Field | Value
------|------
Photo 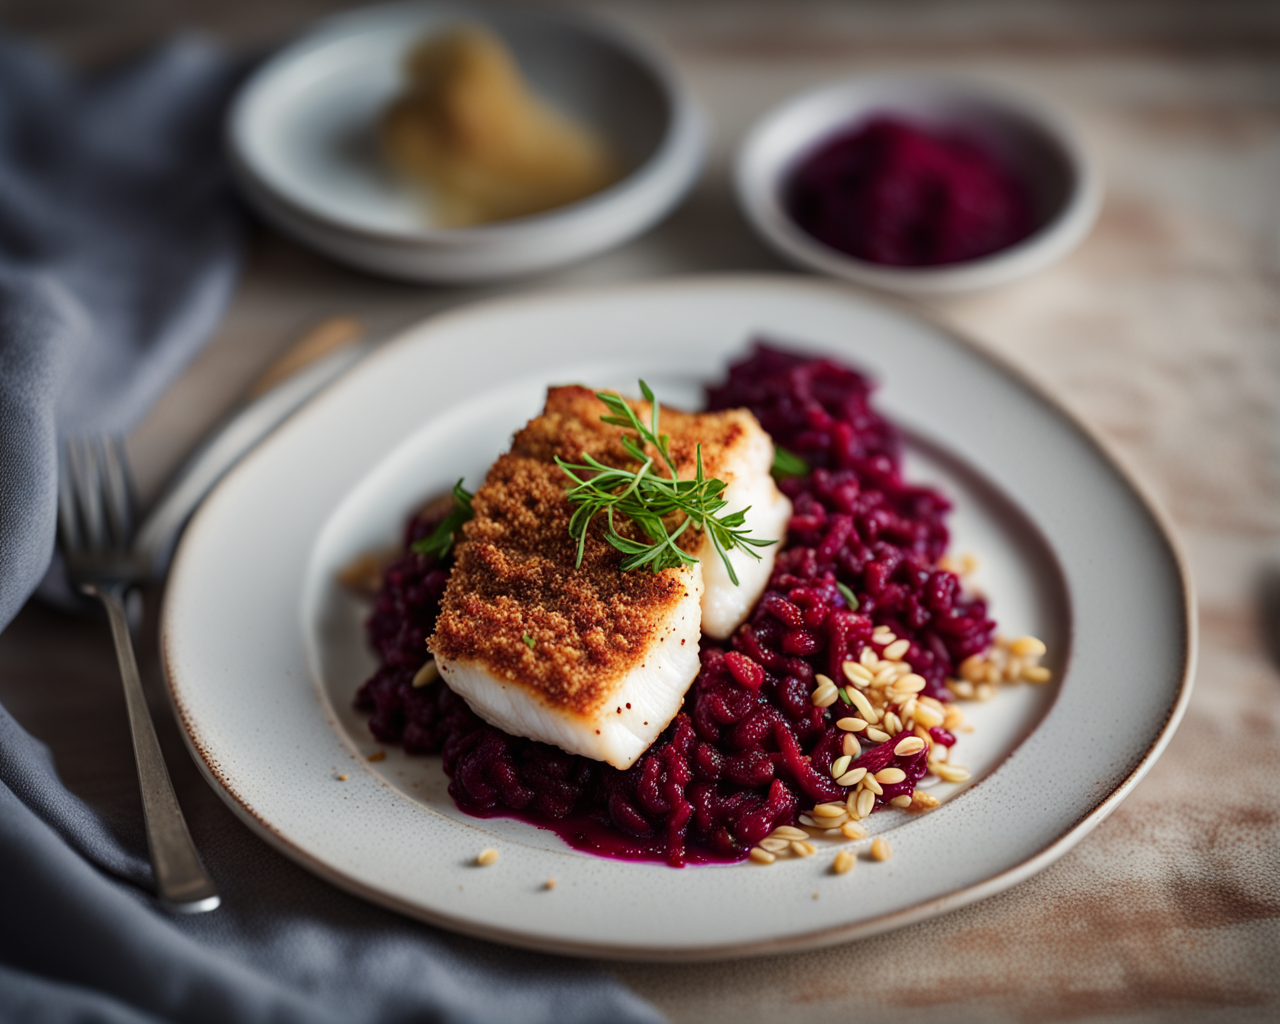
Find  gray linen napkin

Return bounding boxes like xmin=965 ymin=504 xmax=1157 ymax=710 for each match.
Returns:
xmin=0 ymin=35 xmax=243 ymax=628
xmin=0 ymin=37 xmax=664 ymax=1024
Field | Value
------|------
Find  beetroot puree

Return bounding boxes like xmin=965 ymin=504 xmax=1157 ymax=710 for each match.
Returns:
xmin=787 ymin=116 xmax=1033 ymax=266
xmin=355 ymin=344 xmax=993 ymax=866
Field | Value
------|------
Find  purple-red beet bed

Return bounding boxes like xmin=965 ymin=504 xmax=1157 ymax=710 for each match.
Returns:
xmin=355 ymin=344 xmax=995 ymax=866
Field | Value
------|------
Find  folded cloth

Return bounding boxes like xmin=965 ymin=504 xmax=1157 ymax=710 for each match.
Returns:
xmin=0 ymin=700 xmax=665 ymax=1024
xmin=0 ymin=34 xmax=243 ymax=631
xmin=0 ymin=37 xmax=665 ymax=1024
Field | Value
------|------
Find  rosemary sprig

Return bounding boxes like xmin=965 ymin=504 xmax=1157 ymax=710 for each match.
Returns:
xmin=555 ymin=381 xmax=776 ymax=586
xmin=411 ymin=478 xmax=474 ymax=560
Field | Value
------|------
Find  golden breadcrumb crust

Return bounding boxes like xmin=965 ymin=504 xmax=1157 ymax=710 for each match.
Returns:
xmin=429 ymin=386 xmax=757 ymax=718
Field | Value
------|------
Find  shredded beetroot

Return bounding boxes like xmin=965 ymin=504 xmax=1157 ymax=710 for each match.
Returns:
xmin=787 ymin=116 xmax=1034 ymax=266
xmin=355 ymin=343 xmax=995 ymax=866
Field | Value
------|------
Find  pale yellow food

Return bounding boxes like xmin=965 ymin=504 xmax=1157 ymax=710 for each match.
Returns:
xmin=382 ymin=25 xmax=618 ymax=226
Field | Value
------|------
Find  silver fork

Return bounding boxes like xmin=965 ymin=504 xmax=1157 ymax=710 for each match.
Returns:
xmin=58 ymin=434 xmax=220 ymax=913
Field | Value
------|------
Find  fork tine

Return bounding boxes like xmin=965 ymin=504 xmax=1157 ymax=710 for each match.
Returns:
xmin=71 ymin=437 xmax=108 ymax=552
xmin=60 ymin=435 xmax=135 ymax=554
xmin=98 ymin=435 xmax=134 ymax=548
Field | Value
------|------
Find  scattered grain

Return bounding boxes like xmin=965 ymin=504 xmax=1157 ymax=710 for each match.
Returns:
xmin=412 ymin=659 xmax=441 ymax=688
xmin=833 ymin=850 xmax=856 ymax=875
xmin=843 ymin=661 xmax=873 ymax=685
xmin=1011 ymin=635 xmax=1047 ymax=658
xmin=870 ymin=837 xmax=893 ymax=861
xmin=749 ymin=847 xmax=777 ymax=865
xmin=883 ymin=638 xmax=910 ymax=661
xmin=476 ymin=848 xmax=500 ymax=866
xmin=848 ymin=688 xmax=876 ymax=721
xmin=934 ymin=763 xmax=972 ymax=783
xmin=909 ymin=791 xmax=940 ymax=811
xmin=895 ymin=673 xmax=927 ymax=694
xmin=839 ymin=767 xmax=867 ymax=788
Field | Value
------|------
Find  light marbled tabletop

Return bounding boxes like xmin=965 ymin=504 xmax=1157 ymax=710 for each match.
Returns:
xmin=3 ymin=2 xmax=1278 ymax=1020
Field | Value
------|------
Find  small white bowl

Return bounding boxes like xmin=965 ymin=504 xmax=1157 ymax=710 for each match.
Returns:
xmin=735 ymin=75 xmax=1102 ymax=296
xmin=228 ymin=4 xmax=706 ymax=283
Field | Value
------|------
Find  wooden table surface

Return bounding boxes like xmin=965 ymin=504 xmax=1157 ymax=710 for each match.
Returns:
xmin=4 ymin=2 xmax=1278 ymax=1020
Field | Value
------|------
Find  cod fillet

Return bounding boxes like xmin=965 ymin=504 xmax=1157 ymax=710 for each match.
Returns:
xmin=429 ymin=386 xmax=789 ymax=769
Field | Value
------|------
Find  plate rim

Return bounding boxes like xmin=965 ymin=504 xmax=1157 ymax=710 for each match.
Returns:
xmin=161 ymin=273 xmax=1196 ymax=960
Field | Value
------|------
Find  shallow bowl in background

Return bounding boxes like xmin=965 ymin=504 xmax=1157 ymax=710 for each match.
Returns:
xmin=228 ymin=3 xmax=706 ymax=283
xmin=735 ymin=75 xmax=1101 ymax=296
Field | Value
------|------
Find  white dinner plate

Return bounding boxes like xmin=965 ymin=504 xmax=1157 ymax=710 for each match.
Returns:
xmin=162 ymin=276 xmax=1194 ymax=960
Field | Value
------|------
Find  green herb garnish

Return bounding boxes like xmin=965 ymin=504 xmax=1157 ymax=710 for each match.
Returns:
xmin=522 ymin=634 xmax=537 ymax=649
xmin=835 ymin=581 xmax=860 ymax=611
xmin=771 ymin=445 xmax=810 ymax=481
xmin=555 ymin=381 xmax=776 ymax=586
xmin=411 ymin=479 xmax=474 ymax=560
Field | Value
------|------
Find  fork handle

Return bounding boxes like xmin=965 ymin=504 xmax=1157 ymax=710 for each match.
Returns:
xmin=85 ymin=582 xmax=221 ymax=912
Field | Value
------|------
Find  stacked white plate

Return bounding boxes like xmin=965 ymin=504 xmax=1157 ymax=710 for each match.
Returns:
xmin=227 ymin=3 xmax=707 ymax=282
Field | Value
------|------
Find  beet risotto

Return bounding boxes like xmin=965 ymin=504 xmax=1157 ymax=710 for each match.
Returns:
xmin=355 ymin=344 xmax=1035 ymax=867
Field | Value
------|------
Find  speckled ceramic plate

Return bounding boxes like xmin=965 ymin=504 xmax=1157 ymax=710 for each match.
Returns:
xmin=162 ymin=276 xmax=1194 ymax=960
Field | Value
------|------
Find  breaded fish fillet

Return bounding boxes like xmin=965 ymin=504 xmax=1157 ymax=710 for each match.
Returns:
xmin=429 ymin=386 xmax=789 ymax=769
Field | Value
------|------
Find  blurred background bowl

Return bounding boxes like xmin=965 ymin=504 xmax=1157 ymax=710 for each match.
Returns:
xmin=227 ymin=3 xmax=706 ymax=283
xmin=735 ymin=75 xmax=1102 ymax=297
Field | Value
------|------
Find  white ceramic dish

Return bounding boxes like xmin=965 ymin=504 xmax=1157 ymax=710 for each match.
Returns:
xmin=736 ymin=76 xmax=1102 ymax=296
xmin=227 ymin=3 xmax=706 ymax=282
xmin=162 ymin=276 xmax=1192 ymax=960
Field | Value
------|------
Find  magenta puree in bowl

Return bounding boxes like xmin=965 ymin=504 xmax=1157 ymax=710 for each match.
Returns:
xmin=355 ymin=345 xmax=992 ymax=866
xmin=786 ymin=117 xmax=1034 ymax=266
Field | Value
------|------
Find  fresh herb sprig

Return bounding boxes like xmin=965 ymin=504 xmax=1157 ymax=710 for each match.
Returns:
xmin=555 ymin=381 xmax=776 ymax=586
xmin=411 ymin=478 xmax=474 ymax=560
xmin=771 ymin=445 xmax=810 ymax=481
